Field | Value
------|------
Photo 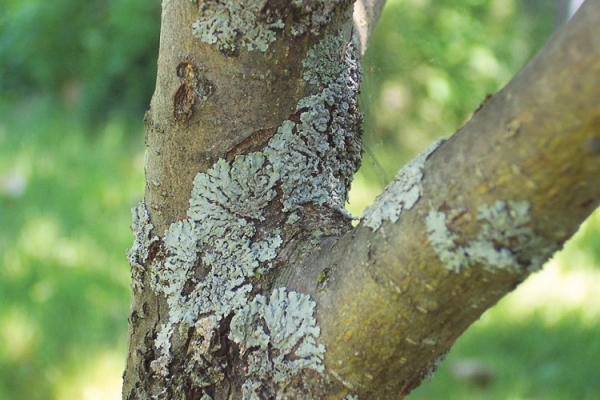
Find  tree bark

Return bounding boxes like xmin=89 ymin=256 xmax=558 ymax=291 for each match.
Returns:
xmin=123 ymin=0 xmax=600 ymax=399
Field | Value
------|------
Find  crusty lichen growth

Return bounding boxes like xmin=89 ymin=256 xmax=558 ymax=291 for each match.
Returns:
xmin=191 ymin=0 xmax=284 ymax=52
xmin=142 ymin=28 xmax=363 ymax=394
xmin=303 ymin=31 xmax=348 ymax=87
xmin=127 ymin=202 xmax=158 ymax=292
xmin=230 ymin=288 xmax=326 ymax=398
xmin=289 ymin=0 xmax=348 ymax=37
xmin=361 ymin=139 xmax=445 ymax=230
xmin=426 ymin=200 xmax=553 ymax=273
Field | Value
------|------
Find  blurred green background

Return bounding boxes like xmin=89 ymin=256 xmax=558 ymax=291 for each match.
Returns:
xmin=0 ymin=0 xmax=598 ymax=398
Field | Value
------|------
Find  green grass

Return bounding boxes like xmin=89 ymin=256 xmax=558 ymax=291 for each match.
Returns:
xmin=411 ymin=312 xmax=600 ymax=399
xmin=0 ymin=97 xmax=144 ymax=398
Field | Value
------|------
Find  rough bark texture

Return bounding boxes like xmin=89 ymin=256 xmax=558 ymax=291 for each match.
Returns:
xmin=124 ymin=0 xmax=600 ymax=399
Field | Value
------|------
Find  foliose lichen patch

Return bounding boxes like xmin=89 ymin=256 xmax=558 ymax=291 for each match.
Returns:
xmin=361 ymin=139 xmax=446 ymax=230
xmin=426 ymin=200 xmax=552 ymax=273
xmin=149 ymin=154 xmax=284 ymax=377
xmin=139 ymin=27 xmax=363 ymax=395
xmin=230 ymin=287 xmax=326 ymax=397
xmin=264 ymin=31 xmax=362 ymax=216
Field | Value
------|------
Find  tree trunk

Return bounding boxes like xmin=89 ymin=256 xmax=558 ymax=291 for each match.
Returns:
xmin=123 ymin=0 xmax=600 ymax=398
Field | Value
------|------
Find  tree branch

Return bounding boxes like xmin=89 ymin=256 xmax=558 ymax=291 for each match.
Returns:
xmin=125 ymin=0 xmax=600 ymax=398
xmin=353 ymin=0 xmax=387 ymax=55
xmin=280 ymin=0 xmax=600 ymax=397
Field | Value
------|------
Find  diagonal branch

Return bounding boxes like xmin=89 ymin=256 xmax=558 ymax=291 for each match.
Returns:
xmin=279 ymin=0 xmax=600 ymax=397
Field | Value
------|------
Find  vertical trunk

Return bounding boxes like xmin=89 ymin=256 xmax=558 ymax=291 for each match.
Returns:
xmin=124 ymin=1 xmax=364 ymax=398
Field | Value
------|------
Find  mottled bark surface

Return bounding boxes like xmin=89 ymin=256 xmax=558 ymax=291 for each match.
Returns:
xmin=124 ymin=1 xmax=600 ymax=399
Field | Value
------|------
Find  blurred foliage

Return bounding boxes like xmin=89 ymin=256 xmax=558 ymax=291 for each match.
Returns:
xmin=0 ymin=0 xmax=160 ymax=127
xmin=0 ymin=97 xmax=144 ymax=398
xmin=348 ymin=1 xmax=600 ymax=399
xmin=349 ymin=0 xmax=560 ymax=209
xmin=1 ymin=0 xmax=599 ymax=399
xmin=412 ymin=310 xmax=600 ymax=399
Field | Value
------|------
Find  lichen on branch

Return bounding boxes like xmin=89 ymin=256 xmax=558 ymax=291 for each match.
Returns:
xmin=426 ymin=200 xmax=555 ymax=273
xmin=191 ymin=0 xmax=285 ymax=52
xmin=361 ymin=139 xmax=445 ymax=230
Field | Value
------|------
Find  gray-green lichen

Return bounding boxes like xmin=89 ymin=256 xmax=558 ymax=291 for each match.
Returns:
xmin=303 ymin=30 xmax=348 ymax=87
xmin=190 ymin=0 xmax=350 ymax=52
xmin=361 ymin=139 xmax=446 ymax=230
xmin=191 ymin=0 xmax=284 ymax=52
xmin=149 ymin=154 xmax=283 ymax=378
xmin=264 ymin=28 xmax=362 ymax=215
xmin=143 ymin=28 xmax=362 ymax=391
xmin=230 ymin=287 xmax=326 ymax=398
xmin=127 ymin=202 xmax=158 ymax=292
xmin=289 ymin=0 xmax=347 ymax=37
xmin=426 ymin=200 xmax=551 ymax=273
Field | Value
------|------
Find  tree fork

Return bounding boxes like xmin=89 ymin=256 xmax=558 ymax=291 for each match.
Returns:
xmin=281 ymin=1 xmax=600 ymax=397
xmin=124 ymin=0 xmax=600 ymax=398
